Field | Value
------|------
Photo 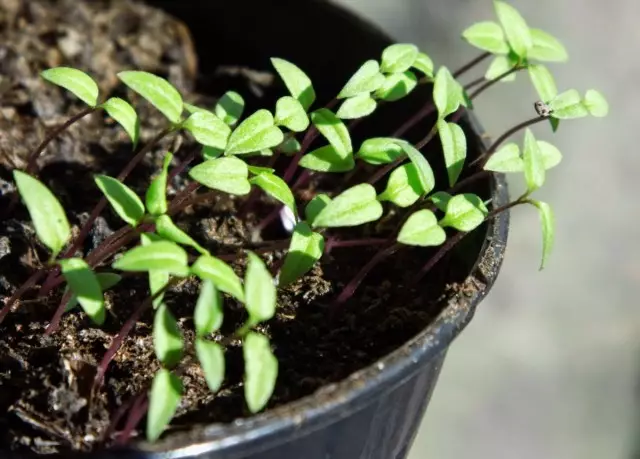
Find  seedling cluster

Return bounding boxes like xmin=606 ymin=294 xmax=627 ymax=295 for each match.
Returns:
xmin=1 ymin=1 xmax=607 ymax=445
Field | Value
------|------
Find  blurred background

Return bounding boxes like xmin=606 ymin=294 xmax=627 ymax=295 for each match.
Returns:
xmin=330 ymin=1 xmax=640 ymax=458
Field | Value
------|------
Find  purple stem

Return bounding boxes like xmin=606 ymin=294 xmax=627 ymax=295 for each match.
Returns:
xmin=0 ymin=270 xmax=45 ymax=325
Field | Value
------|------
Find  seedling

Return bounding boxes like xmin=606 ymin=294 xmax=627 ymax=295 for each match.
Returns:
xmin=2 ymin=1 xmax=607 ymax=446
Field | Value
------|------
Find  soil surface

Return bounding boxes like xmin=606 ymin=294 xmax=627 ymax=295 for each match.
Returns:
xmin=0 ymin=0 xmax=481 ymax=455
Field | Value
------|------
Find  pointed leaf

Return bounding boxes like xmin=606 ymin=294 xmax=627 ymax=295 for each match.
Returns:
xmin=244 ymin=252 xmax=276 ymax=324
xmin=311 ymin=109 xmax=352 ymax=157
xmin=437 ymin=120 xmax=467 ymax=186
xmin=380 ymin=43 xmax=419 ymax=74
xmin=194 ymin=280 xmax=223 ymax=336
xmin=41 ymin=67 xmax=99 ymax=107
xmin=537 ymin=140 xmax=562 ymax=170
xmin=548 ymin=89 xmax=589 ymax=119
xmin=113 ymin=241 xmax=188 ymax=276
xmin=529 ymin=29 xmax=568 ymax=62
xmin=440 ymin=193 xmax=488 ymax=232
xmin=102 ymin=97 xmax=139 ymax=146
xmin=412 ymin=52 xmax=434 ymax=78
xmin=215 ymin=91 xmax=245 ymax=126
xmin=523 ymin=129 xmax=545 ymax=192
xmin=94 ymin=175 xmax=145 ymax=227
xmin=485 ymin=55 xmax=518 ymax=82
xmin=243 ymin=332 xmax=278 ymax=413
xmin=13 ymin=171 xmax=70 ymax=257
xmin=430 ymin=191 xmax=453 ymax=212
xmin=117 ymin=71 xmax=182 ymax=123
xmin=338 ymin=60 xmax=386 ymax=99
xmin=189 ymin=156 xmax=251 ymax=196
xmin=304 ymin=194 xmax=331 ymax=225
xmin=248 ymin=166 xmax=275 ymax=176
xmin=378 ymin=163 xmax=424 ymax=208
xmin=528 ymin=200 xmax=555 ymax=270
xmin=146 ymin=369 xmax=182 ymax=442
xmin=153 ymin=303 xmax=183 ymax=367
xmin=156 ymin=214 xmax=208 ymax=255
xmin=356 ymin=138 xmax=405 ymax=165
xmin=191 ymin=255 xmax=245 ymax=302
xmin=65 ymin=273 xmax=121 ymax=312
xmin=274 ymin=96 xmax=309 ymax=132
xmin=250 ymin=172 xmax=297 ymax=217
xmin=484 ymin=143 xmax=523 ymax=172
xmin=494 ymin=1 xmax=532 ymax=58
xmin=398 ymin=210 xmax=447 ymax=247
xmin=374 ymin=71 xmax=418 ymax=101
xmin=141 ymin=233 xmax=170 ymax=308
xmin=336 ymin=94 xmax=377 ymax=119
xmin=299 ymin=144 xmax=355 ymax=173
xmin=583 ymin=89 xmax=609 ymax=117
xmin=59 ymin=258 xmax=104 ymax=325
xmin=195 ymin=339 xmax=225 ymax=392
xmin=396 ymin=141 xmax=436 ymax=194
xmin=313 ymin=183 xmax=383 ymax=228
xmin=280 ymin=137 xmax=301 ymax=155
xmin=146 ymin=152 xmax=173 ymax=216
xmin=270 ymin=58 xmax=315 ymax=111
xmin=279 ymin=222 xmax=325 ymax=287
xmin=183 ymin=111 xmax=231 ymax=150
xmin=226 ymin=109 xmax=284 ymax=155
xmin=528 ymin=64 xmax=557 ymax=102
xmin=462 ymin=21 xmax=510 ymax=54
xmin=433 ymin=67 xmax=465 ymax=118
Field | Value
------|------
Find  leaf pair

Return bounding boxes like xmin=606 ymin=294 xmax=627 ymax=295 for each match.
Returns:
xmin=299 ymin=109 xmax=355 ymax=173
xmin=547 ymin=89 xmax=609 ymax=119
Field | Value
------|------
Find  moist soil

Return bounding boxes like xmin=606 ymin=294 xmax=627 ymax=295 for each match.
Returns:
xmin=0 ymin=0 xmax=483 ymax=455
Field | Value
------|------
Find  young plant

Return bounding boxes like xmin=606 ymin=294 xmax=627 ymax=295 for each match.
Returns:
xmin=3 ymin=0 xmax=607 ymax=446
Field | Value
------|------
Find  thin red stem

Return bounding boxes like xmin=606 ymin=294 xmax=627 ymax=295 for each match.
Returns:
xmin=44 ymin=288 xmax=74 ymax=335
xmin=0 ymin=270 xmax=45 ymax=324
xmin=453 ymin=52 xmax=492 ymax=78
xmin=115 ymin=393 xmax=148 ymax=445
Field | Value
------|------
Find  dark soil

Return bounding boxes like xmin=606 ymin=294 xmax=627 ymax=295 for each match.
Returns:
xmin=0 ymin=0 xmax=484 ymax=455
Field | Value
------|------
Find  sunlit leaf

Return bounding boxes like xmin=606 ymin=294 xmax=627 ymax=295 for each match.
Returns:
xmin=527 ymin=199 xmax=555 ymax=270
xmin=484 ymin=143 xmax=523 ymax=173
xmin=337 ymin=60 xmax=386 ymax=99
xmin=548 ymin=89 xmax=589 ymax=119
xmin=195 ymin=339 xmax=225 ymax=392
xmin=440 ymin=193 xmax=488 ymax=232
xmin=462 ymin=21 xmax=510 ymax=54
xmin=194 ymin=279 xmax=223 ymax=337
xmin=278 ymin=222 xmax=324 ymax=287
xmin=153 ymin=303 xmax=183 ymax=367
xmin=313 ymin=183 xmax=383 ymax=228
xmin=191 ymin=255 xmax=245 ymax=302
xmin=336 ymin=94 xmax=377 ymax=119
xmin=522 ymin=129 xmax=545 ymax=193
xmin=304 ymin=194 xmax=331 ymax=225
xmin=189 ymin=156 xmax=251 ymax=196
xmin=250 ymin=172 xmax=297 ymax=216
xmin=374 ymin=71 xmax=418 ymax=101
xmin=117 ymin=71 xmax=183 ymax=123
xmin=226 ymin=109 xmax=284 ymax=155
xmin=583 ymin=89 xmax=609 ymax=117
xmin=59 ymin=258 xmax=104 ymax=325
xmin=528 ymin=64 xmax=558 ymax=102
xmin=356 ymin=138 xmax=405 ymax=165
xmin=183 ymin=111 xmax=231 ymax=150
xmin=243 ymin=332 xmax=278 ymax=413
xmin=215 ymin=91 xmax=245 ymax=125
xmin=113 ymin=241 xmax=189 ymax=276
xmin=310 ymin=109 xmax=352 ymax=158
xmin=485 ymin=55 xmax=518 ymax=82
xmin=156 ymin=214 xmax=208 ymax=255
xmin=396 ymin=141 xmax=436 ymax=194
xmin=494 ymin=1 xmax=532 ymax=59
xmin=274 ymin=96 xmax=309 ymax=132
xmin=102 ymin=97 xmax=139 ymax=146
xmin=146 ymin=152 xmax=173 ymax=216
xmin=437 ymin=120 xmax=467 ymax=186
xmin=398 ymin=210 xmax=447 ymax=247
xmin=146 ymin=369 xmax=182 ymax=441
xmin=271 ymin=58 xmax=316 ymax=111
xmin=378 ymin=163 xmax=424 ymax=208
xmin=94 ymin=175 xmax=145 ymax=227
xmin=433 ymin=67 xmax=465 ymax=118
xmin=299 ymin=144 xmax=355 ymax=173
xmin=65 ymin=273 xmax=121 ymax=312
xmin=41 ymin=67 xmax=99 ymax=107
xmin=380 ymin=43 xmax=419 ymax=74
xmin=141 ymin=233 xmax=170 ymax=309
xmin=412 ymin=52 xmax=434 ymax=78
xmin=528 ymin=29 xmax=568 ymax=62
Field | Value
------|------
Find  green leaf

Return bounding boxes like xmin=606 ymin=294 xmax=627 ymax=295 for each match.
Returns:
xmin=380 ymin=43 xmax=419 ymax=74
xmin=59 ymin=258 xmax=104 ymax=325
xmin=522 ymin=129 xmax=545 ymax=193
xmin=270 ymin=58 xmax=316 ymax=111
xmin=191 ymin=255 xmax=245 ymax=302
xmin=313 ymin=183 xmax=383 ymax=228
xmin=195 ymin=339 xmax=225 ymax=392
xmin=338 ymin=60 xmax=386 ymax=99
xmin=412 ymin=52 xmax=434 ymax=78
xmin=117 ymin=71 xmax=183 ymax=124
xmin=336 ymin=94 xmax=377 ymax=119
xmin=41 ymin=67 xmax=99 ymax=107
xmin=274 ymin=96 xmax=309 ymax=132
xmin=101 ymin=97 xmax=139 ymax=146
xmin=378 ymin=163 xmax=424 ymax=208
xmin=484 ymin=143 xmax=523 ymax=172
xmin=189 ymin=156 xmax=251 ymax=196
xmin=215 ymin=91 xmax=245 ymax=126
xmin=549 ymin=117 xmax=560 ymax=132
xmin=113 ymin=241 xmax=189 ymax=276
xmin=243 ymin=332 xmax=278 ymax=413
xmin=146 ymin=152 xmax=173 ymax=216
xmin=13 ymin=171 xmax=70 ymax=258
xmin=244 ymin=252 xmax=276 ymax=324
xmin=279 ymin=137 xmax=301 ymax=155
xmin=65 ymin=272 xmax=121 ymax=312
xmin=374 ymin=71 xmax=418 ymax=101
xmin=226 ymin=109 xmax=284 ymax=155
xmin=537 ymin=140 xmax=562 ymax=170
xmin=183 ymin=111 xmax=231 ymax=150
xmin=440 ymin=193 xmax=488 ymax=232
xmin=528 ymin=29 xmax=568 ymax=62
xmin=141 ymin=233 xmax=170 ymax=309
xmin=494 ymin=1 xmax=532 ymax=59
xmin=583 ymin=89 xmax=609 ymax=117
xmin=437 ymin=120 xmax=467 ymax=186
xmin=430 ymin=191 xmax=453 ymax=212
xmin=304 ymin=194 xmax=331 ymax=225
xmin=94 ymin=175 xmax=145 ymax=227
xmin=433 ymin=67 xmax=465 ymax=119
xmin=146 ymin=369 xmax=182 ymax=442
xmin=184 ymin=103 xmax=209 ymax=115
xmin=278 ymin=222 xmax=325 ymax=287
xmin=311 ymin=109 xmax=352 ymax=158
xmin=250 ymin=173 xmax=297 ymax=216
xmin=202 ymin=145 xmax=223 ymax=161
xmin=248 ymin=166 xmax=275 ymax=176
xmin=299 ymin=144 xmax=355 ymax=173
xmin=528 ymin=200 xmax=555 ymax=270
xmin=548 ymin=89 xmax=589 ymax=119
xmin=528 ymin=64 xmax=557 ymax=102
xmin=485 ymin=55 xmax=518 ymax=82
xmin=398 ymin=210 xmax=447 ymax=247
xmin=153 ymin=303 xmax=183 ymax=367
xmin=461 ymin=21 xmax=510 ymax=54
xmin=396 ymin=141 xmax=436 ymax=194
xmin=194 ymin=280 xmax=223 ymax=337
xmin=356 ymin=138 xmax=405 ymax=165
xmin=156 ymin=214 xmax=208 ymax=255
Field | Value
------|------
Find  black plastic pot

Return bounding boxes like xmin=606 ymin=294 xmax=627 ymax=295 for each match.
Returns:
xmin=7 ymin=1 xmax=509 ymax=458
